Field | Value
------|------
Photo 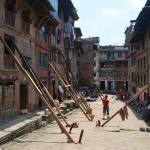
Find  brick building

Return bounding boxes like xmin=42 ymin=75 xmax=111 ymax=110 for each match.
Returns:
xmin=125 ymin=0 xmax=150 ymax=95
xmin=48 ymin=0 xmax=79 ymax=99
xmin=98 ymin=46 xmax=128 ymax=93
xmin=0 ymin=0 xmax=55 ymax=118
xmin=79 ymin=37 xmax=100 ymax=88
xmin=0 ymin=0 xmax=80 ymax=119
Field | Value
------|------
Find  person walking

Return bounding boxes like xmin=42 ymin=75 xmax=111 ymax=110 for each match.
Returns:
xmin=102 ymin=95 xmax=110 ymax=120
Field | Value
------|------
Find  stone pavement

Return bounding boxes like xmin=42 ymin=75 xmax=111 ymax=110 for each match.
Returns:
xmin=1 ymin=95 xmax=150 ymax=150
xmin=0 ymin=111 xmax=44 ymax=145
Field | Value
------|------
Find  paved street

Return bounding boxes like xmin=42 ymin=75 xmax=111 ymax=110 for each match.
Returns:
xmin=1 ymin=95 xmax=150 ymax=150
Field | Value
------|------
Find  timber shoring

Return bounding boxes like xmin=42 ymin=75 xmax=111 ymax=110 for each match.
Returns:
xmin=0 ymin=36 xmax=75 ymax=143
xmin=49 ymin=63 xmax=93 ymax=121
xmin=101 ymin=83 xmax=150 ymax=127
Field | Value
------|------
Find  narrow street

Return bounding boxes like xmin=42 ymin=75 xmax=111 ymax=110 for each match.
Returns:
xmin=1 ymin=95 xmax=150 ymax=150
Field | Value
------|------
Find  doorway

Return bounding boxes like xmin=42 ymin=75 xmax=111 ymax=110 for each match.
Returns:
xmin=20 ymin=84 xmax=28 ymax=110
xmin=52 ymin=80 xmax=55 ymax=97
xmin=108 ymin=81 xmax=112 ymax=91
xmin=100 ymin=81 xmax=105 ymax=91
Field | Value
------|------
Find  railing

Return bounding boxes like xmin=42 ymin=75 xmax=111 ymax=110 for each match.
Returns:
xmin=4 ymin=55 xmax=15 ymax=69
xmin=100 ymin=57 xmax=127 ymax=61
xmin=5 ymin=8 xmax=15 ymax=27
xmin=22 ymin=19 xmax=30 ymax=34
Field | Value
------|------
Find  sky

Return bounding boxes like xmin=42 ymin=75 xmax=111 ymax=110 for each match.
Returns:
xmin=72 ymin=0 xmax=147 ymax=45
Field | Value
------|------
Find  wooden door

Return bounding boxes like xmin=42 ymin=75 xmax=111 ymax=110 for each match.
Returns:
xmin=20 ymin=84 xmax=28 ymax=109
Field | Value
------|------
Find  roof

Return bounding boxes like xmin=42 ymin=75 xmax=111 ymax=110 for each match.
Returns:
xmin=99 ymin=46 xmax=128 ymax=52
xmin=27 ymin=0 xmax=54 ymax=13
xmin=26 ymin=0 xmax=59 ymax=27
xmin=74 ymin=27 xmax=83 ymax=37
xmin=129 ymin=0 xmax=150 ymax=43
xmin=82 ymin=37 xmax=100 ymax=44
xmin=59 ymin=0 xmax=79 ymax=21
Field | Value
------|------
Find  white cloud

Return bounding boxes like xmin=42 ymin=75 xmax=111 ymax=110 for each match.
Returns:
xmin=127 ymin=0 xmax=146 ymax=10
xmin=101 ymin=8 xmax=121 ymax=17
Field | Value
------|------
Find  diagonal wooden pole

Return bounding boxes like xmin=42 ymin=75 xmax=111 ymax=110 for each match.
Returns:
xmin=55 ymin=57 xmax=90 ymax=110
xmin=13 ymin=42 xmax=71 ymax=127
xmin=0 ymin=36 xmax=75 ymax=143
xmin=101 ymin=83 xmax=150 ymax=127
xmin=52 ymin=63 xmax=94 ymax=118
xmin=51 ymin=63 xmax=91 ymax=113
xmin=52 ymin=63 xmax=92 ymax=113
xmin=49 ymin=63 xmax=92 ymax=121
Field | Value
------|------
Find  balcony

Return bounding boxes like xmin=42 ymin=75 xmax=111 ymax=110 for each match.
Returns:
xmin=22 ymin=19 xmax=30 ymax=34
xmin=100 ymin=57 xmax=127 ymax=62
xmin=4 ymin=55 xmax=15 ymax=69
xmin=5 ymin=9 xmax=15 ymax=27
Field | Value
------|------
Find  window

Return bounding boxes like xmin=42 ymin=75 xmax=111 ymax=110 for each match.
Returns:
xmin=141 ymin=40 xmax=145 ymax=49
xmin=141 ymin=75 xmax=143 ymax=86
xmin=101 ymin=63 xmax=104 ymax=68
xmin=140 ymin=58 xmax=142 ymax=70
xmin=125 ymin=52 xmax=128 ymax=58
xmin=39 ymin=26 xmax=46 ymax=41
xmin=22 ymin=8 xmax=30 ymax=34
xmin=132 ymin=72 xmax=134 ymax=82
xmin=93 ymin=61 xmax=96 ymax=66
xmin=40 ymin=53 xmax=46 ymax=69
xmin=138 ymin=60 xmax=140 ymax=69
xmin=137 ymin=75 xmax=139 ymax=85
xmin=149 ymin=31 xmax=150 ymax=39
xmin=144 ymin=57 xmax=146 ymax=69
xmin=118 ymin=52 xmax=122 ymax=58
xmin=93 ymin=52 xmax=96 ymax=57
xmin=5 ymin=0 xmax=16 ymax=26
xmin=108 ymin=70 xmax=113 ymax=77
xmin=144 ymin=74 xmax=146 ymax=84
xmin=100 ymin=70 xmax=106 ymax=77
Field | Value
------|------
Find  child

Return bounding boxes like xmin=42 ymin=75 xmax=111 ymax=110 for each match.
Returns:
xmin=102 ymin=95 xmax=109 ymax=120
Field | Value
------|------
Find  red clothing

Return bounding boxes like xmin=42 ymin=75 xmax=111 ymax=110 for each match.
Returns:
xmin=102 ymin=98 xmax=109 ymax=107
xmin=119 ymin=105 xmax=128 ymax=121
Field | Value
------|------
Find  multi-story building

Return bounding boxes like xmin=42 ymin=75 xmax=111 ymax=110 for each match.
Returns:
xmin=74 ymin=27 xmax=83 ymax=86
xmin=35 ymin=1 xmax=59 ymax=107
xmin=79 ymin=37 xmax=100 ymax=88
xmin=0 ymin=0 xmax=56 ymax=118
xmin=0 ymin=0 xmax=80 ymax=119
xmin=48 ymin=0 xmax=79 ymax=99
xmin=125 ymin=0 xmax=150 ymax=96
xmin=98 ymin=46 xmax=128 ymax=92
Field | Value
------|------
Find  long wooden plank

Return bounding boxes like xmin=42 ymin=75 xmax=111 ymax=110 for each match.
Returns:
xmin=51 ymin=63 xmax=92 ymax=115
xmin=101 ymin=83 xmax=150 ymax=127
xmin=52 ymin=63 xmax=92 ymax=114
xmin=49 ymin=63 xmax=92 ymax=121
xmin=0 ymin=36 xmax=75 ymax=143
xmin=13 ymin=43 xmax=70 ymax=127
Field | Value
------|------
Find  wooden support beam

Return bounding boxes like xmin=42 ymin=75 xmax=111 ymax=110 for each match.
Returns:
xmin=52 ymin=63 xmax=91 ymax=112
xmin=78 ymin=129 xmax=84 ymax=144
xmin=0 ymin=36 xmax=75 ymax=143
xmin=101 ymin=83 xmax=150 ymax=127
xmin=13 ymin=42 xmax=71 ymax=127
xmin=49 ymin=63 xmax=92 ymax=121
xmin=101 ymin=110 xmax=120 ymax=127
xmin=51 ymin=63 xmax=92 ymax=114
